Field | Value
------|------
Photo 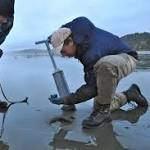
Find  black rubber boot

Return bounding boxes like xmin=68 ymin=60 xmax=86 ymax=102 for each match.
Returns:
xmin=123 ymin=84 xmax=148 ymax=107
xmin=82 ymin=104 xmax=111 ymax=129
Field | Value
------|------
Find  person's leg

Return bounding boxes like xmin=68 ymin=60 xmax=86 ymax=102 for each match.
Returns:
xmin=123 ymin=83 xmax=148 ymax=106
xmin=109 ymin=83 xmax=148 ymax=112
xmin=94 ymin=53 xmax=137 ymax=106
xmin=82 ymin=53 xmax=137 ymax=128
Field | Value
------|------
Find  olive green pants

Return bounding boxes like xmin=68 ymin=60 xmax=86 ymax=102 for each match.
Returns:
xmin=94 ymin=53 xmax=137 ymax=112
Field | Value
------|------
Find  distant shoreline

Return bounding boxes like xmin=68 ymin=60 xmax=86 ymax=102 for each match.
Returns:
xmin=5 ymin=50 xmax=150 ymax=57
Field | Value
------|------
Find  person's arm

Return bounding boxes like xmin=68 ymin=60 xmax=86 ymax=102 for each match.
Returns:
xmin=50 ymin=83 xmax=97 ymax=105
xmin=63 ymin=60 xmax=98 ymax=104
xmin=65 ymin=85 xmax=96 ymax=105
xmin=49 ymin=67 xmax=97 ymax=105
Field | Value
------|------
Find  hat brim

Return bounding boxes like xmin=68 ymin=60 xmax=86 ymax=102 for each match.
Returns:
xmin=54 ymin=43 xmax=64 ymax=55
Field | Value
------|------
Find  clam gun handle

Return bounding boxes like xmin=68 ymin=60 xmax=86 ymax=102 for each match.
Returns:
xmin=35 ymin=39 xmax=57 ymax=70
xmin=35 ymin=39 xmax=70 ymax=97
xmin=35 ymin=40 xmax=48 ymax=45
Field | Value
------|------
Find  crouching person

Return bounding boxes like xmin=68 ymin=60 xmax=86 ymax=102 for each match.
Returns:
xmin=49 ymin=17 xmax=148 ymax=128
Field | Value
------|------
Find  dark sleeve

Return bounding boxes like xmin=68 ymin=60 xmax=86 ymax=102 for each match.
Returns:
xmin=0 ymin=0 xmax=15 ymax=17
xmin=63 ymin=84 xmax=97 ymax=105
xmin=63 ymin=65 xmax=97 ymax=105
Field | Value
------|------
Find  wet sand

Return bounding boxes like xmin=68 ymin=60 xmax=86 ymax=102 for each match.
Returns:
xmin=0 ymin=52 xmax=150 ymax=150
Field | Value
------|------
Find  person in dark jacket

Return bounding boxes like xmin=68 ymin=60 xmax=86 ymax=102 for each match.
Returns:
xmin=0 ymin=0 xmax=15 ymax=108
xmin=49 ymin=17 xmax=148 ymax=128
xmin=0 ymin=0 xmax=15 ymax=58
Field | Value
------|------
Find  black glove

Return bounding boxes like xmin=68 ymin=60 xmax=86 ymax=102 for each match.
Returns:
xmin=48 ymin=94 xmax=64 ymax=105
xmin=0 ymin=49 xmax=3 ymax=58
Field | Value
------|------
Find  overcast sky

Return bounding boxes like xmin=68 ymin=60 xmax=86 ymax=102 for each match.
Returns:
xmin=1 ymin=0 xmax=150 ymax=51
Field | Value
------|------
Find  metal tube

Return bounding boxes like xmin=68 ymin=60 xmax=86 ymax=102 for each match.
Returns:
xmin=35 ymin=40 xmax=58 ymax=70
xmin=53 ymin=70 xmax=70 ymax=96
xmin=45 ymin=41 xmax=58 ymax=70
xmin=35 ymin=39 xmax=70 ymax=97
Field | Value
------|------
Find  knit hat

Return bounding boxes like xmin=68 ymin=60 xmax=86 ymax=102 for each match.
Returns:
xmin=50 ymin=27 xmax=71 ymax=55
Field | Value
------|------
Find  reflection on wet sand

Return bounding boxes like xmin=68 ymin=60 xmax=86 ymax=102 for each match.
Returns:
xmin=0 ymin=102 xmax=28 ymax=138
xmin=0 ymin=140 xmax=9 ymax=150
xmin=49 ymin=124 xmax=124 ymax=150
xmin=49 ymin=106 xmax=148 ymax=150
xmin=0 ymin=83 xmax=29 ymax=138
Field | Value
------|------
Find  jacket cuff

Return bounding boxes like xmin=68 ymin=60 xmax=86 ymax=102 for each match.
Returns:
xmin=63 ymin=94 xmax=76 ymax=105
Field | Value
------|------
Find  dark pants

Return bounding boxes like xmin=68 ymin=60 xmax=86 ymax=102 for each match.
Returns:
xmin=93 ymin=53 xmax=137 ymax=111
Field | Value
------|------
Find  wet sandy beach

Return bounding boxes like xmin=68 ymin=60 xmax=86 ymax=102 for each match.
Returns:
xmin=0 ymin=52 xmax=150 ymax=150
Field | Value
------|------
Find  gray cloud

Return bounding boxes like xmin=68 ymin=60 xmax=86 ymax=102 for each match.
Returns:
xmin=1 ymin=0 xmax=150 ymax=51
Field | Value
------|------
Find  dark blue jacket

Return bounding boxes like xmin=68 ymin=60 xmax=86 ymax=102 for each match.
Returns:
xmin=0 ymin=0 xmax=14 ymax=57
xmin=0 ymin=0 xmax=15 ymax=17
xmin=62 ymin=17 xmax=138 ymax=104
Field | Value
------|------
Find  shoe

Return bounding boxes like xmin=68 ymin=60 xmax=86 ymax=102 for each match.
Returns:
xmin=82 ymin=105 xmax=111 ymax=129
xmin=123 ymin=84 xmax=148 ymax=107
